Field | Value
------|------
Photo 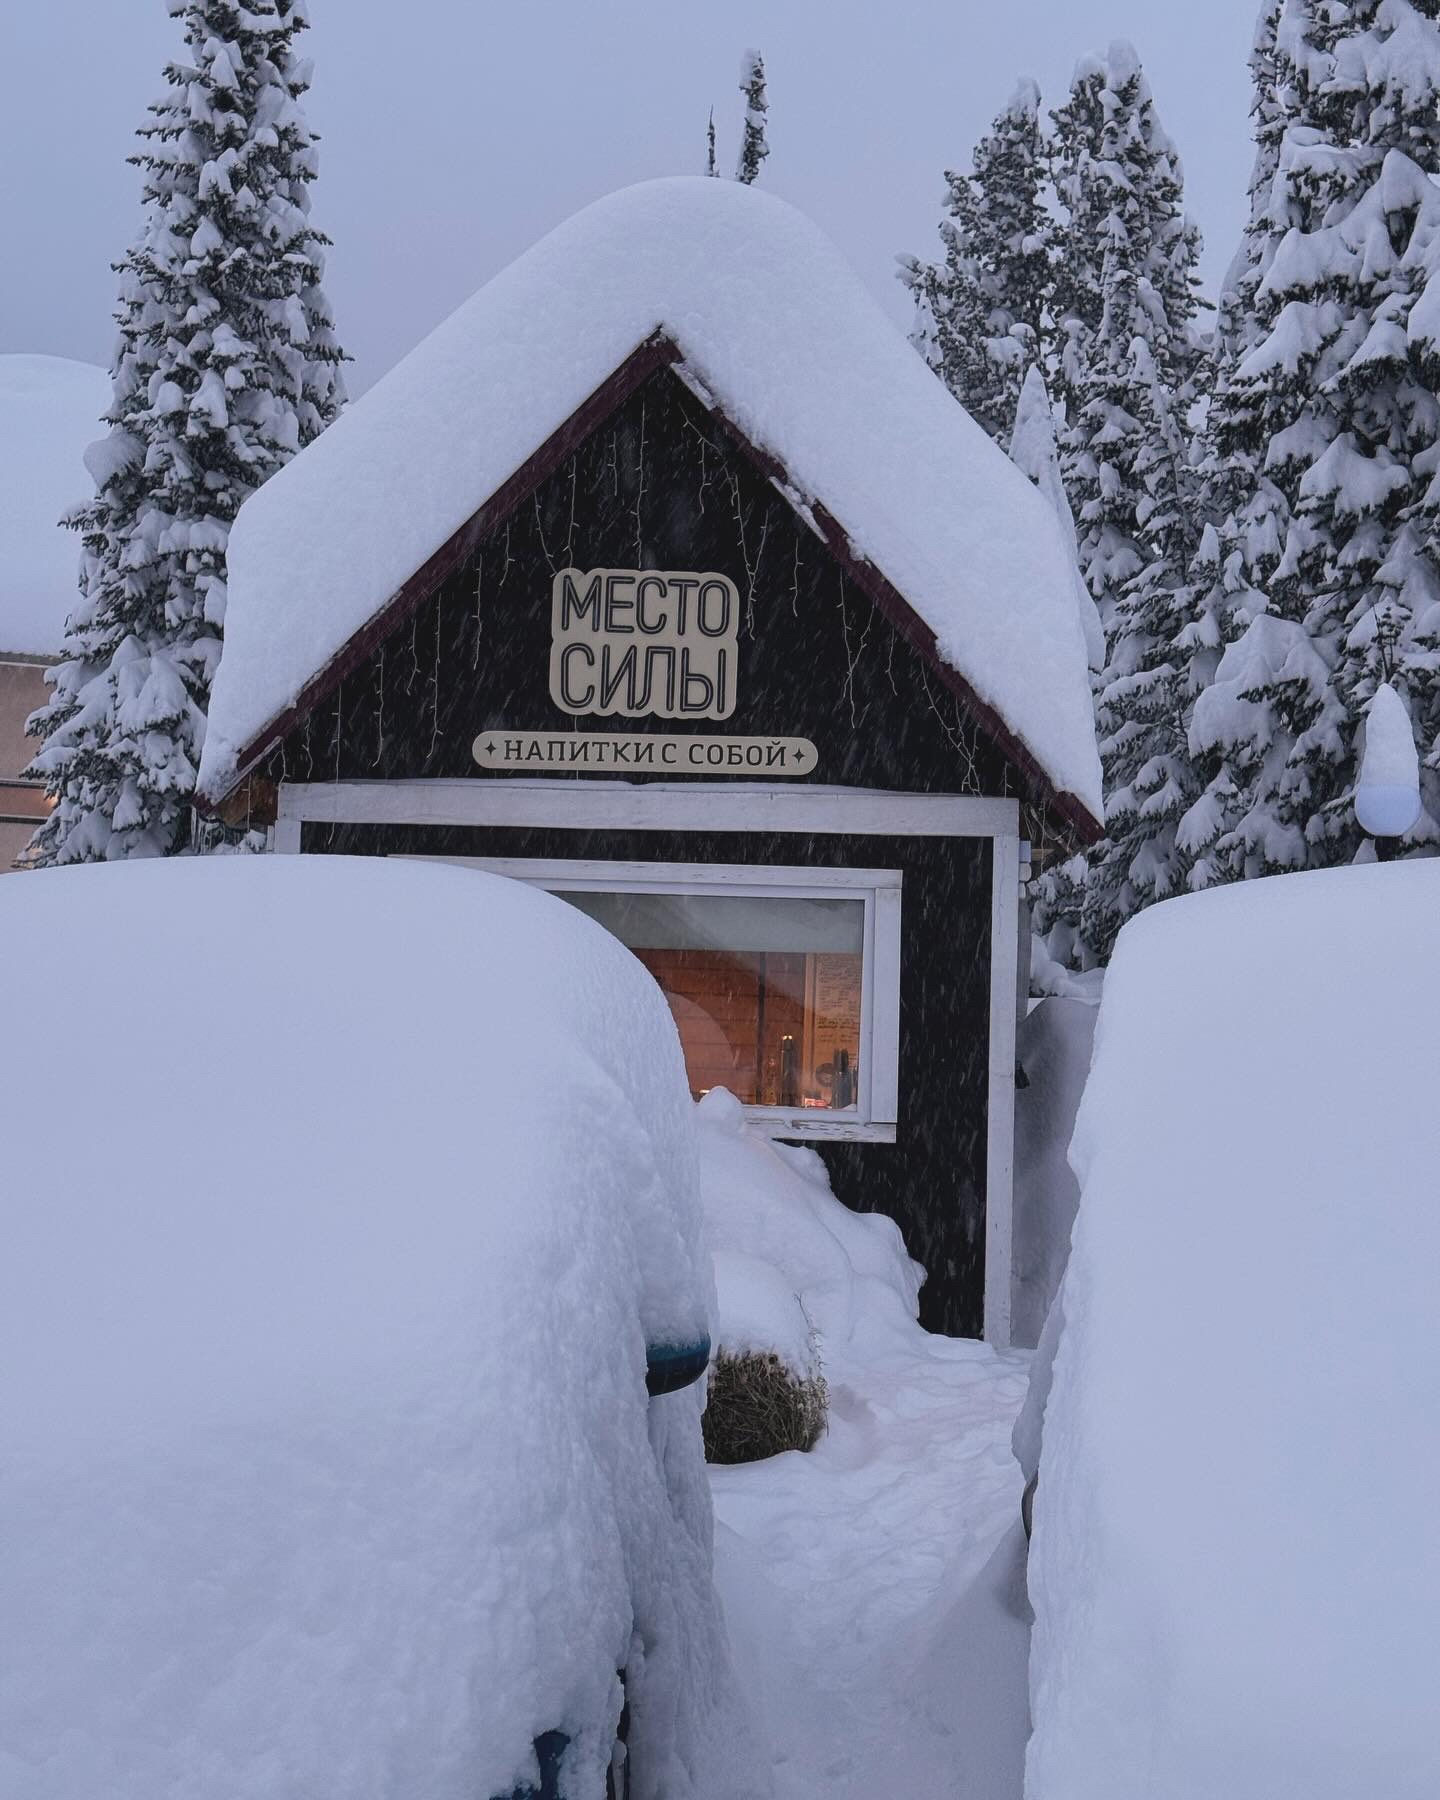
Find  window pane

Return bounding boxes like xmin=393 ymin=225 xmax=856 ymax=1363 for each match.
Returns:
xmin=553 ymin=889 xmax=865 ymax=1110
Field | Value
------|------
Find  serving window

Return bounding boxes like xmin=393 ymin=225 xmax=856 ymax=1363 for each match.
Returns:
xmin=442 ymin=858 xmax=901 ymax=1141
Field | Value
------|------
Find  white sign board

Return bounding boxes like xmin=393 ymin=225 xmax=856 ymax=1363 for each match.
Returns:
xmin=549 ymin=567 xmax=739 ymax=720
xmin=474 ymin=731 xmax=818 ymax=776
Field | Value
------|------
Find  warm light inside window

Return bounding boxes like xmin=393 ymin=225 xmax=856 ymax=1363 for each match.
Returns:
xmin=555 ymin=889 xmax=864 ymax=1110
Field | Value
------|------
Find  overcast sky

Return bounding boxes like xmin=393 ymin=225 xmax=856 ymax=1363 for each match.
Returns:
xmin=3 ymin=0 xmax=1263 ymax=395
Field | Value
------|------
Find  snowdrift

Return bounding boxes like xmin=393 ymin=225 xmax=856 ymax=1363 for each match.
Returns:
xmin=1026 ymin=863 xmax=1440 ymax=1800
xmin=696 ymin=1086 xmax=924 ymax=1379
xmin=0 ymin=856 xmax=764 ymax=1800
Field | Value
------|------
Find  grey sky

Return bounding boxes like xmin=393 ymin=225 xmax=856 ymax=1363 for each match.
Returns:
xmin=3 ymin=0 xmax=1263 ymax=395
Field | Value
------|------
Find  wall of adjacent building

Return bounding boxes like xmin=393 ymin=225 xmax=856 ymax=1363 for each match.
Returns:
xmin=0 ymin=656 xmax=49 ymax=870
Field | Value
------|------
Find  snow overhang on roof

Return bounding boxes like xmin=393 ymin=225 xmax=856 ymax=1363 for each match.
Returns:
xmin=197 ymin=178 xmax=1103 ymax=839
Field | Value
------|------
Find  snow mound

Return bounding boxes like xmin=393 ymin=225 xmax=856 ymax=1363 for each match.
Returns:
xmin=199 ymin=177 xmax=1100 ymax=824
xmin=696 ymin=1086 xmax=923 ymax=1377
xmin=0 ymin=856 xmax=764 ymax=1800
xmin=1026 ymin=863 xmax=1440 ymax=1800
xmin=0 ymin=355 xmax=108 ymax=655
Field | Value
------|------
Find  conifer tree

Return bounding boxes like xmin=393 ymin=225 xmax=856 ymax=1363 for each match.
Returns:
xmin=1162 ymin=1 xmax=1296 ymax=893
xmin=29 ymin=1 xmax=345 ymax=863
xmin=735 ymin=52 xmax=769 ymax=185
xmin=1050 ymin=43 xmax=1204 ymax=633
xmin=1036 ymin=44 xmax=1204 ymax=966
xmin=902 ymin=82 xmax=1051 ymax=444
xmin=1196 ymin=0 xmax=1440 ymax=873
xmin=706 ymin=108 xmax=718 ymax=177
xmin=1079 ymin=340 xmax=1204 ymax=954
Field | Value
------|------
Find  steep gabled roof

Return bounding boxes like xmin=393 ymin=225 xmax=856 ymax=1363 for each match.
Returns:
xmin=198 ymin=179 xmax=1102 ymax=837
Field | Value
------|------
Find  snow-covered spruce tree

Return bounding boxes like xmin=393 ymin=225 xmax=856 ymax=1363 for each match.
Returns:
xmin=1048 ymin=45 xmax=1204 ymax=427
xmin=1078 ymin=339 xmax=1205 ymax=957
xmin=1170 ymin=2 xmax=1310 ymax=889
xmin=901 ymin=82 xmax=1052 ymax=444
xmin=1410 ymin=160 xmax=1440 ymax=810
xmin=706 ymin=108 xmax=718 ymax=177
xmin=735 ymin=51 xmax=769 ymax=185
xmin=1197 ymin=0 xmax=1440 ymax=874
xmin=1033 ymin=44 xmax=1204 ymax=968
xmin=1050 ymin=45 xmax=1204 ymax=641
xmin=1074 ymin=9 xmax=1293 ymax=916
xmin=29 ymin=0 xmax=345 ymax=863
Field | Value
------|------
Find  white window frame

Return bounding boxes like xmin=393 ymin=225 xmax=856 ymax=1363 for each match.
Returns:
xmin=407 ymin=854 xmax=903 ymax=1144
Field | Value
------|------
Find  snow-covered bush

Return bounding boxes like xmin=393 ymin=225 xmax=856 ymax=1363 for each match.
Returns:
xmin=695 ymin=1087 xmax=924 ymax=1466
xmin=702 ymin=1348 xmax=827 ymax=1465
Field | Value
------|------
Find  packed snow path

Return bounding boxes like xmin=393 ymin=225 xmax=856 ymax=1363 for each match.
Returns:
xmin=710 ymin=1336 xmax=1032 ymax=1799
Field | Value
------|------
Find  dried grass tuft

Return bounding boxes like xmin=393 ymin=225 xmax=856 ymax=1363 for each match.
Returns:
xmin=702 ymin=1349 xmax=828 ymax=1465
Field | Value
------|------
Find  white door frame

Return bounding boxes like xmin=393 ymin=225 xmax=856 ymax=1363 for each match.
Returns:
xmin=274 ymin=778 xmax=1021 ymax=1346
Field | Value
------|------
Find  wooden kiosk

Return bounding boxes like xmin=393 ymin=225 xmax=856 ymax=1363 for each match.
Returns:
xmin=198 ymin=180 xmax=1101 ymax=1342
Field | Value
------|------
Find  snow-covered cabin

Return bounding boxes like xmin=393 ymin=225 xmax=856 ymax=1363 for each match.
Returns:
xmin=197 ymin=179 xmax=1102 ymax=1341
xmin=0 ymin=356 xmax=107 ymax=872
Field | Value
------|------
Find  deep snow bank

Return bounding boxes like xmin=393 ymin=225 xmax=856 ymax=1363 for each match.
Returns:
xmin=1026 ymin=864 xmax=1440 ymax=1800
xmin=0 ymin=856 xmax=764 ymax=1800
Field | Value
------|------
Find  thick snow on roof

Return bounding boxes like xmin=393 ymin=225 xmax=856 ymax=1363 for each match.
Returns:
xmin=1 ymin=855 xmax=763 ymax=1800
xmin=0 ymin=354 xmax=108 ymax=656
xmin=1026 ymin=863 xmax=1440 ymax=1800
xmin=200 ymin=179 xmax=1100 ymax=818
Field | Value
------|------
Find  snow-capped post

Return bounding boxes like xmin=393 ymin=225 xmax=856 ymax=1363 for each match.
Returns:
xmin=735 ymin=51 xmax=768 ymax=185
xmin=26 ymin=0 xmax=346 ymax=865
xmin=1355 ymin=684 xmax=1421 ymax=858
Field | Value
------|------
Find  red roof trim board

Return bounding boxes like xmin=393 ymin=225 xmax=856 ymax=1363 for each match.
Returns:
xmin=203 ymin=332 xmax=1101 ymax=848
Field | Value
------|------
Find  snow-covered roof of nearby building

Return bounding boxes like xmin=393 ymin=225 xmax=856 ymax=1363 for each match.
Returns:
xmin=1026 ymin=862 xmax=1440 ymax=1799
xmin=199 ymin=178 xmax=1101 ymax=826
xmin=0 ymin=354 xmax=108 ymax=657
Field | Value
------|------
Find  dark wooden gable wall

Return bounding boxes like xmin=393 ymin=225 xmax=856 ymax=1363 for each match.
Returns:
xmin=269 ymin=368 xmax=1016 ymax=797
xmin=272 ymin=367 xmax=1010 ymax=1337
